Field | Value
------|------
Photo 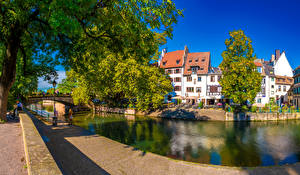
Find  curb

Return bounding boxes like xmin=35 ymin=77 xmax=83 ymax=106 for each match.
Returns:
xmin=19 ymin=111 xmax=62 ymax=175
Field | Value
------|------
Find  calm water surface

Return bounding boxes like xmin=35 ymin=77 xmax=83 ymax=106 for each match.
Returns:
xmin=73 ymin=112 xmax=300 ymax=167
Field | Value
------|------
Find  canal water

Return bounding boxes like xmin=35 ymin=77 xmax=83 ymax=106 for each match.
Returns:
xmin=73 ymin=112 xmax=300 ymax=167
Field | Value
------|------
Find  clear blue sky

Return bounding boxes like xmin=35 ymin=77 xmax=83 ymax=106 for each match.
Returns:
xmin=162 ymin=0 xmax=300 ymax=68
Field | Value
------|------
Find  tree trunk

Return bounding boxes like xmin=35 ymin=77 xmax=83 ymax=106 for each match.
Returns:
xmin=0 ymin=35 xmax=20 ymax=121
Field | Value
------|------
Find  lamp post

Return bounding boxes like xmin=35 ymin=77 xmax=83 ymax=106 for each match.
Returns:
xmin=52 ymin=80 xmax=57 ymax=126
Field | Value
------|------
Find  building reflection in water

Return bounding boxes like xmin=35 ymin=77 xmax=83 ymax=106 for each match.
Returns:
xmin=73 ymin=113 xmax=300 ymax=167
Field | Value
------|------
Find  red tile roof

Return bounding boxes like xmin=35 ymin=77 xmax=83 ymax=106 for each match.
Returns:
xmin=184 ymin=52 xmax=210 ymax=75
xmin=254 ymin=62 xmax=263 ymax=67
xmin=159 ymin=50 xmax=184 ymax=68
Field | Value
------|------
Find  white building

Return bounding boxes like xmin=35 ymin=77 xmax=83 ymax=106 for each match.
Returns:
xmin=159 ymin=46 xmax=223 ymax=105
xmin=254 ymin=50 xmax=294 ymax=106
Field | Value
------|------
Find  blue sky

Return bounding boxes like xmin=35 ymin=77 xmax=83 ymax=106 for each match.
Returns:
xmin=39 ymin=0 xmax=300 ymax=89
xmin=162 ymin=0 xmax=300 ymax=68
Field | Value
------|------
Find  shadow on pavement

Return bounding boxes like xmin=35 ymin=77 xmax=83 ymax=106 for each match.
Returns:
xmin=27 ymin=112 xmax=110 ymax=175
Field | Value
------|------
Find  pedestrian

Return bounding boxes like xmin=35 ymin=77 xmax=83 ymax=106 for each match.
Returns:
xmin=52 ymin=109 xmax=58 ymax=126
xmin=68 ymin=108 xmax=73 ymax=125
xmin=16 ymin=100 xmax=23 ymax=111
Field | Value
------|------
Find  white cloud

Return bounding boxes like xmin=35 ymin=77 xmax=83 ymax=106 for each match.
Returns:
xmin=38 ymin=70 xmax=66 ymax=91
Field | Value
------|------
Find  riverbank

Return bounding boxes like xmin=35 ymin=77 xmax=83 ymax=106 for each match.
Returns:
xmin=0 ymin=122 xmax=27 ymax=175
xmin=96 ymin=105 xmax=300 ymax=121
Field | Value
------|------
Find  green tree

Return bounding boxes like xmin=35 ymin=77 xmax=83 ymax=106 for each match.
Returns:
xmin=57 ymin=71 xmax=77 ymax=94
xmin=219 ymin=30 xmax=262 ymax=112
xmin=0 ymin=0 xmax=182 ymax=120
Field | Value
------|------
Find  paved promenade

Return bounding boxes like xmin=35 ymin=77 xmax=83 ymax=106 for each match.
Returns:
xmin=28 ymin=113 xmax=300 ymax=175
xmin=0 ymin=122 xmax=27 ymax=175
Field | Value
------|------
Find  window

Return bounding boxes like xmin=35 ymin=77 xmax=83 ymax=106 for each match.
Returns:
xmin=271 ymin=85 xmax=274 ymax=89
xmin=262 ymin=78 xmax=266 ymax=84
xmin=272 ymin=77 xmax=274 ymax=81
xmin=218 ymin=76 xmax=221 ymax=81
xmin=174 ymin=77 xmax=181 ymax=82
xmin=202 ymin=58 xmax=205 ymax=62
xmin=271 ymin=91 xmax=274 ymax=95
xmin=175 ymin=69 xmax=181 ymax=74
xmin=196 ymin=87 xmax=201 ymax=93
xmin=176 ymin=60 xmax=180 ymax=65
xmin=186 ymin=87 xmax=194 ymax=92
xmin=198 ymin=76 xmax=202 ymax=82
xmin=283 ymin=86 xmax=286 ymax=92
xmin=200 ymin=67 xmax=204 ymax=70
xmin=169 ymin=77 xmax=173 ymax=82
xmin=257 ymin=98 xmax=261 ymax=103
xmin=211 ymin=76 xmax=215 ymax=82
xmin=174 ymin=86 xmax=181 ymax=91
xmin=168 ymin=70 xmax=173 ymax=74
xmin=189 ymin=59 xmax=192 ymax=63
xmin=278 ymin=85 xmax=281 ymax=91
xmin=187 ymin=76 xmax=192 ymax=82
xmin=257 ymin=67 xmax=262 ymax=73
xmin=163 ymin=62 xmax=166 ymax=66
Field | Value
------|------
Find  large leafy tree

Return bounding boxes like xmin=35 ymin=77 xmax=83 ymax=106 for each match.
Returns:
xmin=0 ymin=0 xmax=182 ymax=120
xmin=219 ymin=30 xmax=262 ymax=112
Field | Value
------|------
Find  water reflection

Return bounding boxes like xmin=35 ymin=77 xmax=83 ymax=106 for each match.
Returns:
xmin=73 ymin=113 xmax=300 ymax=167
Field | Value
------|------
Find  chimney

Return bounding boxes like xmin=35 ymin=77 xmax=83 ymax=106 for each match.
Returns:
xmin=158 ymin=48 xmax=167 ymax=66
xmin=271 ymin=54 xmax=275 ymax=62
xmin=275 ymin=49 xmax=281 ymax=60
xmin=183 ymin=45 xmax=189 ymax=65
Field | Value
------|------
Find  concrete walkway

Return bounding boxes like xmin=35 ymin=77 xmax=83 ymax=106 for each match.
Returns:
xmin=28 ymin=113 xmax=300 ymax=175
xmin=0 ymin=122 xmax=27 ymax=175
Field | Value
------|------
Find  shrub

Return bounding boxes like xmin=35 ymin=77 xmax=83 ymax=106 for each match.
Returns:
xmin=262 ymin=106 xmax=268 ymax=113
xmin=177 ymin=99 xmax=182 ymax=105
xmin=291 ymin=106 xmax=296 ymax=113
xmin=272 ymin=106 xmax=279 ymax=113
xmin=251 ymin=105 xmax=257 ymax=113
xmin=282 ymin=105 xmax=289 ymax=113
xmin=198 ymin=101 xmax=203 ymax=109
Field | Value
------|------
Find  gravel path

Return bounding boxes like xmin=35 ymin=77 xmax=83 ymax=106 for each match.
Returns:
xmin=0 ymin=122 xmax=27 ymax=175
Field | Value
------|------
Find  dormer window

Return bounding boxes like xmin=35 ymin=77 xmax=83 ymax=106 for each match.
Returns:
xmin=195 ymin=59 xmax=198 ymax=62
xmin=189 ymin=59 xmax=192 ymax=63
xmin=200 ymin=67 xmax=204 ymax=70
xmin=202 ymin=59 xmax=205 ymax=62
xmin=176 ymin=60 xmax=180 ymax=65
xmin=163 ymin=62 xmax=166 ymax=66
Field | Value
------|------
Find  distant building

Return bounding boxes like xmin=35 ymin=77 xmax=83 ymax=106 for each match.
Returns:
xmin=293 ymin=66 xmax=300 ymax=109
xmin=254 ymin=50 xmax=293 ymax=106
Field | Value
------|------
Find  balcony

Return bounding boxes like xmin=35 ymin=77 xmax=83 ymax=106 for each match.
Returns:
xmin=206 ymin=85 xmax=222 ymax=96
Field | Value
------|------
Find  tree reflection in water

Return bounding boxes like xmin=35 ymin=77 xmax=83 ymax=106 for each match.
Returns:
xmin=73 ymin=113 xmax=300 ymax=167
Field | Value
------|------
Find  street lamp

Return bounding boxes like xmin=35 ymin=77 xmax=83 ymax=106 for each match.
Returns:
xmin=52 ymin=80 xmax=57 ymax=126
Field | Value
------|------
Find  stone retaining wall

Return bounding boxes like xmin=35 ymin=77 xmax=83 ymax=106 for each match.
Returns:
xmin=19 ymin=111 xmax=62 ymax=175
xmin=95 ymin=106 xmax=136 ymax=115
xmin=226 ymin=112 xmax=300 ymax=121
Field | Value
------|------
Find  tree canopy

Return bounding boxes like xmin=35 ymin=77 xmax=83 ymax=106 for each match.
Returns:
xmin=0 ymin=0 xmax=182 ymax=120
xmin=219 ymin=30 xmax=262 ymax=111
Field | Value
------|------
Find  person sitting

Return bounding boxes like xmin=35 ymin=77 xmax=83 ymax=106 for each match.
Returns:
xmin=16 ymin=101 xmax=23 ymax=111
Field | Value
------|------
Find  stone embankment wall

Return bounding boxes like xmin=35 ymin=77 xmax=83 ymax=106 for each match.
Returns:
xmin=19 ymin=111 xmax=62 ymax=175
xmin=95 ymin=106 xmax=136 ymax=115
xmin=226 ymin=112 xmax=300 ymax=121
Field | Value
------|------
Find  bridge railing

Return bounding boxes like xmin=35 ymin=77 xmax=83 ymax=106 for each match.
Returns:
xmin=28 ymin=94 xmax=71 ymax=98
xmin=27 ymin=104 xmax=54 ymax=122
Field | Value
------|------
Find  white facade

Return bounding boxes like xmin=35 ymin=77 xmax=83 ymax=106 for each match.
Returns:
xmin=274 ymin=52 xmax=293 ymax=77
xmin=165 ymin=67 xmax=185 ymax=97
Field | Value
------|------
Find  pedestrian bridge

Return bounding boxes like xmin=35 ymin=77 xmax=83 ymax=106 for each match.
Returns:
xmin=26 ymin=95 xmax=74 ymax=106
